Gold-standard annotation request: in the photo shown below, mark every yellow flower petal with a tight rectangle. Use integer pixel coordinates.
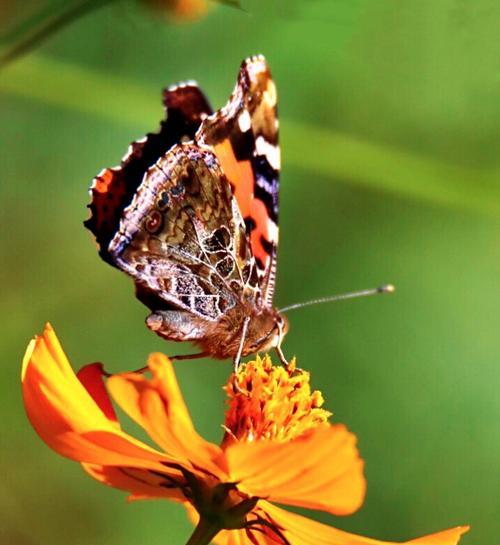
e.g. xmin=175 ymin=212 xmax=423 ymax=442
xmin=107 ymin=353 xmax=226 ymax=478
xmin=22 ymin=324 xmax=181 ymax=472
xmin=186 ymin=500 xmax=468 ymax=545
xmin=407 ymin=528 xmax=471 ymax=545
xmin=226 ymin=424 xmax=365 ymax=516
xmin=82 ymin=463 xmax=185 ymax=502
xmin=262 ymin=502 xmax=469 ymax=545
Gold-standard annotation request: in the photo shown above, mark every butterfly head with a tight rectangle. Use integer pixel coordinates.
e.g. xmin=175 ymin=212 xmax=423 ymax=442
xmin=242 ymin=307 xmax=288 ymax=357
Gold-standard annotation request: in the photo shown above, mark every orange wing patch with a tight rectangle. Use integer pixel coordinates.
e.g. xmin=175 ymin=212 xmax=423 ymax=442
xmin=214 ymin=140 xmax=273 ymax=270
xmin=197 ymin=56 xmax=280 ymax=304
xmin=213 ymin=140 xmax=252 ymax=217
xmin=85 ymin=168 xmax=129 ymax=256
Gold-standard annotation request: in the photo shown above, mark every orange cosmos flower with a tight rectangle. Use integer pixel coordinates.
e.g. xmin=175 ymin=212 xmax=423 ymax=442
xmin=22 ymin=324 xmax=469 ymax=545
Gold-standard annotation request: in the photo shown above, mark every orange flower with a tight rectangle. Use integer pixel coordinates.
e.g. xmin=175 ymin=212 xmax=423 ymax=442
xmin=22 ymin=324 xmax=469 ymax=545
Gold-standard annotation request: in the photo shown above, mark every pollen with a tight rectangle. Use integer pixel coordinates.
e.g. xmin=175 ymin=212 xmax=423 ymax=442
xmin=223 ymin=355 xmax=331 ymax=443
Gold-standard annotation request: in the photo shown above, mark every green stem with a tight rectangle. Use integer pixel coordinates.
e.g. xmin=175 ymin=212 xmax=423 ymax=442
xmin=0 ymin=0 xmax=118 ymax=68
xmin=185 ymin=518 xmax=221 ymax=545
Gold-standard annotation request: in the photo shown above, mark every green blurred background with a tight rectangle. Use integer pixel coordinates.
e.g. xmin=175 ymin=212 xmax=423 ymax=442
xmin=1 ymin=1 xmax=499 ymax=544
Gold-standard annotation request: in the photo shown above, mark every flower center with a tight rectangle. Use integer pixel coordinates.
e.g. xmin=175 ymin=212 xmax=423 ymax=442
xmin=223 ymin=355 xmax=331 ymax=443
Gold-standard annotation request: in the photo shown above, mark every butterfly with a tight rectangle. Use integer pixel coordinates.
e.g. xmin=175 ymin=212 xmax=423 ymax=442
xmin=85 ymin=55 xmax=288 ymax=367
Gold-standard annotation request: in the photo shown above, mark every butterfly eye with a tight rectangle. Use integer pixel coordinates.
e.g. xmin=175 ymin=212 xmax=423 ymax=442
xmin=145 ymin=210 xmax=163 ymax=234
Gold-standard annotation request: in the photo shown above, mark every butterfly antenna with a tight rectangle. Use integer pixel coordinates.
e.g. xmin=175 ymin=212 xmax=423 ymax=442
xmin=279 ymin=284 xmax=395 ymax=313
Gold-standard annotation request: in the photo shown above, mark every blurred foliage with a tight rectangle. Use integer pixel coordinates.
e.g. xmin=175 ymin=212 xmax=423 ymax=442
xmin=2 ymin=55 xmax=500 ymax=216
xmin=0 ymin=0 xmax=242 ymax=66
xmin=1 ymin=1 xmax=499 ymax=545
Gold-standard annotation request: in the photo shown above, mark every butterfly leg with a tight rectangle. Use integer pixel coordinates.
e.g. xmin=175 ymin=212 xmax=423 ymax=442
xmin=274 ymin=319 xmax=289 ymax=367
xmin=275 ymin=344 xmax=288 ymax=366
xmin=274 ymin=321 xmax=303 ymax=373
xmin=131 ymin=352 xmax=208 ymax=374
xmin=171 ymin=352 xmax=209 ymax=361
xmin=275 ymin=345 xmax=303 ymax=375
xmin=233 ymin=316 xmax=251 ymax=373
xmin=231 ymin=316 xmax=251 ymax=395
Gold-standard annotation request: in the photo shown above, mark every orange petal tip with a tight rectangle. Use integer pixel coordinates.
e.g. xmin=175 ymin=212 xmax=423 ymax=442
xmin=21 ymin=322 xmax=54 ymax=380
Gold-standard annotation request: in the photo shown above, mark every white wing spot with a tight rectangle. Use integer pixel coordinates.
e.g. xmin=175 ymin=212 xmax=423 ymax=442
xmin=256 ymin=136 xmax=280 ymax=170
xmin=267 ymin=220 xmax=279 ymax=243
xmin=238 ymin=110 xmax=252 ymax=132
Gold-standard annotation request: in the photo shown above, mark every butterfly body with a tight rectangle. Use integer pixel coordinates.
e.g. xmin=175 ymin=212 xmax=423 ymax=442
xmin=146 ymin=304 xmax=286 ymax=360
xmin=85 ymin=56 xmax=285 ymax=362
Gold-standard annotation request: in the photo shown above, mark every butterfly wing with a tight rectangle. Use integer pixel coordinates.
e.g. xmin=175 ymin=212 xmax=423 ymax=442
xmin=107 ymin=143 xmax=260 ymax=321
xmin=84 ymin=83 xmax=212 ymax=263
xmin=197 ymin=55 xmax=280 ymax=307
xmin=85 ymin=56 xmax=279 ymax=336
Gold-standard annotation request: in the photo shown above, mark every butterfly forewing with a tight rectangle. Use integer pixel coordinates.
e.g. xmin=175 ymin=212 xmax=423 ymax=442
xmin=197 ymin=55 xmax=280 ymax=306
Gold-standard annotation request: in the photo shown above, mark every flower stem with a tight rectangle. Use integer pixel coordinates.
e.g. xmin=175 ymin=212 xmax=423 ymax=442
xmin=185 ymin=518 xmax=221 ymax=545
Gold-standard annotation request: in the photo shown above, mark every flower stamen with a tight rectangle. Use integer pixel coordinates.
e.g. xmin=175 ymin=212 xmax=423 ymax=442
xmin=224 ymin=355 xmax=331 ymax=443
